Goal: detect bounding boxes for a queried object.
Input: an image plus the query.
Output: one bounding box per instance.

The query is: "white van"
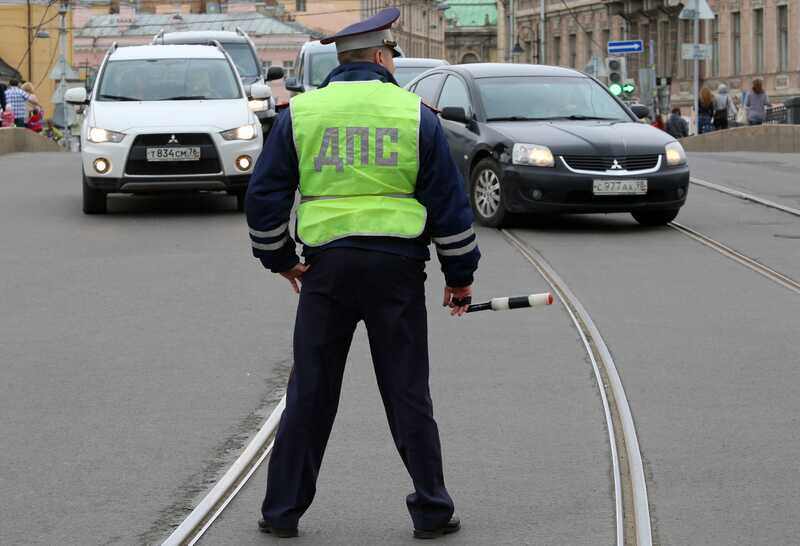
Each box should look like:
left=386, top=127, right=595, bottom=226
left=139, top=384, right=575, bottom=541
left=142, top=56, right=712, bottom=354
left=66, top=43, right=268, bottom=214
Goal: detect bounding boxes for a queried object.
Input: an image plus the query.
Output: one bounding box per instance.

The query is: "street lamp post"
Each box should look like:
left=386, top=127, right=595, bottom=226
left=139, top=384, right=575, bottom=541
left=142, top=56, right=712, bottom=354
left=513, top=26, right=533, bottom=63
left=57, top=0, right=70, bottom=150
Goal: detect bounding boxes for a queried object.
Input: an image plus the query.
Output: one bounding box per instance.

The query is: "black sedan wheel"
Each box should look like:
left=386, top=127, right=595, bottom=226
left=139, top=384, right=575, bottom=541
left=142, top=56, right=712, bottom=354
left=471, top=159, right=508, bottom=227
left=631, top=209, right=679, bottom=226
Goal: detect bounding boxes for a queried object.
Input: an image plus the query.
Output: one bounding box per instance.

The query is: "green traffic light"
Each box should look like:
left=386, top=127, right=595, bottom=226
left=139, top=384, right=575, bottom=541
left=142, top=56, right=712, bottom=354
left=622, top=83, right=636, bottom=94
left=609, top=83, right=622, bottom=96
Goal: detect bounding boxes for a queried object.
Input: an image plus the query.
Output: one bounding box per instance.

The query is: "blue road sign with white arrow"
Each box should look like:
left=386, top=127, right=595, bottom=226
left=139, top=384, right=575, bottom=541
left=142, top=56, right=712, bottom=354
left=607, top=40, right=644, bottom=54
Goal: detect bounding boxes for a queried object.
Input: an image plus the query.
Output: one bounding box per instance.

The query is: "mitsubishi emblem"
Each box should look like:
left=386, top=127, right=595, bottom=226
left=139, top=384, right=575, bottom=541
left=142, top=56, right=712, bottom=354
left=610, top=159, right=623, bottom=170
left=168, top=134, right=179, bottom=144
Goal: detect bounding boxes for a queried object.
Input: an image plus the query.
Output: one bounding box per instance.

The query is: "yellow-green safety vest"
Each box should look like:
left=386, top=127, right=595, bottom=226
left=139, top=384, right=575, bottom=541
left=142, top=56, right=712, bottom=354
left=290, top=80, right=427, bottom=247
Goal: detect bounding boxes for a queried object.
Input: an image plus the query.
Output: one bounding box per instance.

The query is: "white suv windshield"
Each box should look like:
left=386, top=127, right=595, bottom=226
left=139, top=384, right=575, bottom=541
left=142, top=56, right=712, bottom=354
left=98, top=58, right=242, bottom=101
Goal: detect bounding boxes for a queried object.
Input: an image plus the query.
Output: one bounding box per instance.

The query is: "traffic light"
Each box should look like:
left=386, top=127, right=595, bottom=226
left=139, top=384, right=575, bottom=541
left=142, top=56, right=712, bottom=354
left=605, top=56, right=627, bottom=96
left=622, top=81, right=636, bottom=95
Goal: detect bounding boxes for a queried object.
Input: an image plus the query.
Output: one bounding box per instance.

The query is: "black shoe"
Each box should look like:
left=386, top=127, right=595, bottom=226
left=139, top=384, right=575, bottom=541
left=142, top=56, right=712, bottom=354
left=413, top=517, right=461, bottom=539
left=258, top=518, right=298, bottom=538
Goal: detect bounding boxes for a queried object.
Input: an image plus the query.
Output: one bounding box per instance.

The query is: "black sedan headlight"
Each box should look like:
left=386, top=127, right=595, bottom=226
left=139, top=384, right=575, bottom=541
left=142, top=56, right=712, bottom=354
left=665, top=141, right=687, bottom=166
left=512, top=143, right=555, bottom=168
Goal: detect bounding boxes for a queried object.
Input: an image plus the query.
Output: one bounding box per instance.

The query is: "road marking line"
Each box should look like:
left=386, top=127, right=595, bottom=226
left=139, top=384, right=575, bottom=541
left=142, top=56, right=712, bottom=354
left=161, top=395, right=286, bottom=546
left=669, top=222, right=800, bottom=295
left=502, top=230, right=650, bottom=546
left=690, top=177, right=800, bottom=217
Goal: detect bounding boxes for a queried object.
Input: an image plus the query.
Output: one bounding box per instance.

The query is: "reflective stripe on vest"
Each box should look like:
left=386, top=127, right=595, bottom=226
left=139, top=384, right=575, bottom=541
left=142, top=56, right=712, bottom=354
left=290, top=80, right=426, bottom=247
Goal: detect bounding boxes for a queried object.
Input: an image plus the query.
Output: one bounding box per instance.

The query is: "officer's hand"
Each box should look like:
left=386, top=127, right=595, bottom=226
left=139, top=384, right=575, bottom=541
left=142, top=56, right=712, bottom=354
left=443, top=285, right=472, bottom=317
left=279, top=263, right=309, bottom=294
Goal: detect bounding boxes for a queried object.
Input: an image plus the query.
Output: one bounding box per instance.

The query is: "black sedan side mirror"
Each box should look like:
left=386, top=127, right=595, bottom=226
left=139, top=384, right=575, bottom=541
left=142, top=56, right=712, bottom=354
left=284, top=77, right=303, bottom=93
left=266, top=66, right=285, bottom=82
left=630, top=104, right=650, bottom=120
left=440, top=106, right=469, bottom=124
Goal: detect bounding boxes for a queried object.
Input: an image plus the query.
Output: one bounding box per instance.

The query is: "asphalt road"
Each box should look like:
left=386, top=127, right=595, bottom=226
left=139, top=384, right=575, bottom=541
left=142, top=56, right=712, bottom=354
left=1, top=151, right=797, bottom=545
left=1, top=152, right=299, bottom=545
left=687, top=152, right=800, bottom=211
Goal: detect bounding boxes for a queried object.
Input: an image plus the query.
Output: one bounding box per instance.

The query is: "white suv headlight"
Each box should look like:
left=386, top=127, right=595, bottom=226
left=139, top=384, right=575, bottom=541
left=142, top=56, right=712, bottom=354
left=88, top=127, right=126, bottom=143
left=665, top=141, right=687, bottom=166
left=221, top=124, right=258, bottom=141
left=512, top=143, right=555, bottom=168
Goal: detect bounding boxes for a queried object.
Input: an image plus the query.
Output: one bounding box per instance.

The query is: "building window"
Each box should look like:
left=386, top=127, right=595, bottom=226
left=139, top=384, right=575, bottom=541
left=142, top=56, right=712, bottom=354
left=283, top=60, right=295, bottom=79
left=658, top=21, right=669, bottom=76
left=569, top=34, right=576, bottom=67
left=711, top=15, right=719, bottom=77
left=553, top=36, right=561, bottom=66
left=753, top=8, right=763, bottom=73
left=778, top=5, right=789, bottom=72
left=602, top=28, right=610, bottom=52
left=295, top=0, right=306, bottom=11
left=731, top=12, right=741, bottom=75
left=681, top=20, right=692, bottom=78
left=585, top=31, right=593, bottom=65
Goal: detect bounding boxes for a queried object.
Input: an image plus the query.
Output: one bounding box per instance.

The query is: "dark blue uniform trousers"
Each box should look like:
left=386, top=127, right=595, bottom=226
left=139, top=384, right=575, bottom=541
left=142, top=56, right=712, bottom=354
left=261, top=248, right=455, bottom=531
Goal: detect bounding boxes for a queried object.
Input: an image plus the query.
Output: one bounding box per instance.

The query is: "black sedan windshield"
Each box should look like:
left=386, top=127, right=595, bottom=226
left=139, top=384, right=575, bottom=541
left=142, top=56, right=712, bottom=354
left=477, top=76, right=631, bottom=122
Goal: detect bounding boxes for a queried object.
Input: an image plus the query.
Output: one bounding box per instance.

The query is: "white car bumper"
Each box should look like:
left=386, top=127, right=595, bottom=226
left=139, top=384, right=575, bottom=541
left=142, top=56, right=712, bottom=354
left=81, top=125, right=262, bottom=193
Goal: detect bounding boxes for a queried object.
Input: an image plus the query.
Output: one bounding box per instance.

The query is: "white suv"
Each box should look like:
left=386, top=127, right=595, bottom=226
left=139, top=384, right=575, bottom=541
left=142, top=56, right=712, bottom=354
left=66, top=43, right=268, bottom=214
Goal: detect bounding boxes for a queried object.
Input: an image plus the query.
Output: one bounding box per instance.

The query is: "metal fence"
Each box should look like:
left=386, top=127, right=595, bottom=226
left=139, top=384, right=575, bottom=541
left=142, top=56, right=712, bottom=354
left=765, top=105, right=788, bottom=124
left=729, top=104, right=789, bottom=126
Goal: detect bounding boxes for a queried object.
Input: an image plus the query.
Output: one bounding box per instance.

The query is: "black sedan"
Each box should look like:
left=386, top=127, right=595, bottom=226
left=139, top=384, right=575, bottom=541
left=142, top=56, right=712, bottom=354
left=405, top=63, right=690, bottom=227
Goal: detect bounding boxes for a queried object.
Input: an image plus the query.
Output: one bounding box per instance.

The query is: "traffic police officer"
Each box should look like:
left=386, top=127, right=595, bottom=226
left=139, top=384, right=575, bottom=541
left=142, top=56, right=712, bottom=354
left=246, top=7, right=480, bottom=539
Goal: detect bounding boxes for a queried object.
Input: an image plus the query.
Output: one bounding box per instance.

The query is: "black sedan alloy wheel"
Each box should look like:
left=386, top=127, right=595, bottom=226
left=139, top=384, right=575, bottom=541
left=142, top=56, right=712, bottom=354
left=471, top=159, right=507, bottom=227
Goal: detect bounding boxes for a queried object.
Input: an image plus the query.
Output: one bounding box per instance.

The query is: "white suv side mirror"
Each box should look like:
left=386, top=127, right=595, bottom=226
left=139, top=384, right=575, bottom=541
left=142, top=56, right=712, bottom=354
left=65, top=87, right=88, bottom=104
left=249, top=83, right=271, bottom=100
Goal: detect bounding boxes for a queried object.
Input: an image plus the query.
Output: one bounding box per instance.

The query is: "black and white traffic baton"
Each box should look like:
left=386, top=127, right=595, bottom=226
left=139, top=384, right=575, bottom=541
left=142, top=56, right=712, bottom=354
left=462, top=293, right=554, bottom=313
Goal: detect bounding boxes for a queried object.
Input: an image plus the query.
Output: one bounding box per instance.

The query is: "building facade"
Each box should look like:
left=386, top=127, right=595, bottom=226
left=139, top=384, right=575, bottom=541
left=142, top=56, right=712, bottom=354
left=445, top=0, right=498, bottom=64
left=510, top=0, right=799, bottom=110
left=273, top=0, right=447, bottom=59
left=510, top=0, right=622, bottom=69
left=0, top=0, right=75, bottom=115
left=363, top=0, right=447, bottom=59
left=275, top=0, right=362, bottom=36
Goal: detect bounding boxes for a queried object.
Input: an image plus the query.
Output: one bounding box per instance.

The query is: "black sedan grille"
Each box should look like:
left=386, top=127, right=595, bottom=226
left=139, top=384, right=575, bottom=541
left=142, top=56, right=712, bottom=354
left=561, top=155, right=660, bottom=172
left=125, top=133, right=221, bottom=176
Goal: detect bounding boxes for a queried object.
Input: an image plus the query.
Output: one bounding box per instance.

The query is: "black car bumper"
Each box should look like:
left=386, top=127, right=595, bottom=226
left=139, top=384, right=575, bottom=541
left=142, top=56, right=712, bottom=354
left=501, top=163, right=690, bottom=214
left=85, top=174, right=250, bottom=194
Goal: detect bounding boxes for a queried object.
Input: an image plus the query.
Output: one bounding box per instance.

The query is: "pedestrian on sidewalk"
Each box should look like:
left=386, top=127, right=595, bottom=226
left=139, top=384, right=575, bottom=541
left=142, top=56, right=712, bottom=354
left=666, top=107, right=689, bottom=139
left=745, top=78, right=771, bottom=125
left=3, top=79, right=41, bottom=128
left=27, top=107, right=44, bottom=132
left=713, top=84, right=736, bottom=130
left=698, top=86, right=715, bottom=134
left=2, top=106, right=14, bottom=128
left=0, top=82, right=7, bottom=112
left=246, top=7, right=478, bottom=540
left=21, top=82, right=40, bottom=125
